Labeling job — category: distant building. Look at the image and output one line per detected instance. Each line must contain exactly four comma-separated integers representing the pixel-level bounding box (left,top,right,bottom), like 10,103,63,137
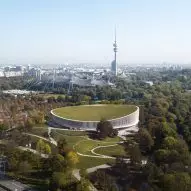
2,66,24,77
143,81,154,86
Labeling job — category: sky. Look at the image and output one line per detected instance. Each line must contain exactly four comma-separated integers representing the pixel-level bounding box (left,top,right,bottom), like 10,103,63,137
0,0,191,65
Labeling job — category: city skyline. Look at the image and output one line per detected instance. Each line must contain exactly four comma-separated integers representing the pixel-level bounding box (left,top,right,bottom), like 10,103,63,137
0,0,191,65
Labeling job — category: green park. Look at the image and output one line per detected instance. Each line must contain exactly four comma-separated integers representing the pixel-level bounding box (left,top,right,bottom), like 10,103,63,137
52,104,137,121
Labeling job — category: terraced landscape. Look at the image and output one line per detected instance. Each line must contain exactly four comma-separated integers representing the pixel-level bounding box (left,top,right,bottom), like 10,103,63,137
26,127,127,169
51,128,126,168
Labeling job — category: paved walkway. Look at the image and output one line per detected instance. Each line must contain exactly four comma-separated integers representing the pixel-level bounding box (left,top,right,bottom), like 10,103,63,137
91,144,118,157
24,132,57,146
86,164,111,174
72,135,126,159
73,138,117,159
72,164,113,191
72,169,81,181
18,146,49,158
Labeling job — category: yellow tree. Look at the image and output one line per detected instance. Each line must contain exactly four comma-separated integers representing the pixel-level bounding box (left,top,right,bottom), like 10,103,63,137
36,139,45,153
66,151,79,167
44,143,51,154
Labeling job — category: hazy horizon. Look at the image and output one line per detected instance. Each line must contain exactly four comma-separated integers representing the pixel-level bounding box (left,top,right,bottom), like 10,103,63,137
0,0,191,65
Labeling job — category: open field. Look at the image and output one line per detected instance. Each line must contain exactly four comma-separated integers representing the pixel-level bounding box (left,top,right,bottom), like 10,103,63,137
74,137,122,155
52,104,137,121
76,156,115,169
51,129,87,147
54,129,88,136
75,139,116,155
94,144,127,157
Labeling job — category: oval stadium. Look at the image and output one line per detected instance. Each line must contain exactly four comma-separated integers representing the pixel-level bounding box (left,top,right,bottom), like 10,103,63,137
51,104,139,132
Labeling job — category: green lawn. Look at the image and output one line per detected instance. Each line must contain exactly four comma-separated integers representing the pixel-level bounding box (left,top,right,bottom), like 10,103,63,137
52,104,137,121
31,128,125,169
51,130,119,169
76,156,115,169
30,126,48,137
74,137,122,155
94,144,127,157
55,129,87,136
53,129,122,155
52,130,87,148
62,136,86,148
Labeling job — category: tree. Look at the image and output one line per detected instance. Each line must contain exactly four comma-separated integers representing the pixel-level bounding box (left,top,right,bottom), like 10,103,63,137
96,119,113,139
162,122,177,138
25,118,34,130
137,128,154,152
143,162,162,184
66,151,79,167
76,177,90,191
57,138,67,155
36,139,46,153
0,123,8,137
8,157,19,171
129,143,142,165
18,161,32,175
162,172,191,191
50,172,73,190
32,155,42,170
44,143,51,154
154,149,170,164
162,136,178,150
57,95,65,102
50,154,67,172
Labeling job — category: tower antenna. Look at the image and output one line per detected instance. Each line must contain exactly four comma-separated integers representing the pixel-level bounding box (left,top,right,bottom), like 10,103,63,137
115,26,117,44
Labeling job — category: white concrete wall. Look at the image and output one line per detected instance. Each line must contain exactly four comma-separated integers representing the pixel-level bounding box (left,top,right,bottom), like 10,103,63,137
51,105,139,130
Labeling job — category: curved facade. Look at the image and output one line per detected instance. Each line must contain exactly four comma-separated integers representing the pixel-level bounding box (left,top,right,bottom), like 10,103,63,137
51,105,139,130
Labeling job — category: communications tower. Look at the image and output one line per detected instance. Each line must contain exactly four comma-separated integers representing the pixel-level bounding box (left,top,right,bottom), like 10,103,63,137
111,29,118,76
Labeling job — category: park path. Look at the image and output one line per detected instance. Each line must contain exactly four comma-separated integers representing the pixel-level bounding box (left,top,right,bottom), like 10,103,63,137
73,138,118,159
23,132,57,146
86,164,111,174
25,129,128,161
91,144,118,157
18,146,48,158
72,164,113,191
72,169,98,191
